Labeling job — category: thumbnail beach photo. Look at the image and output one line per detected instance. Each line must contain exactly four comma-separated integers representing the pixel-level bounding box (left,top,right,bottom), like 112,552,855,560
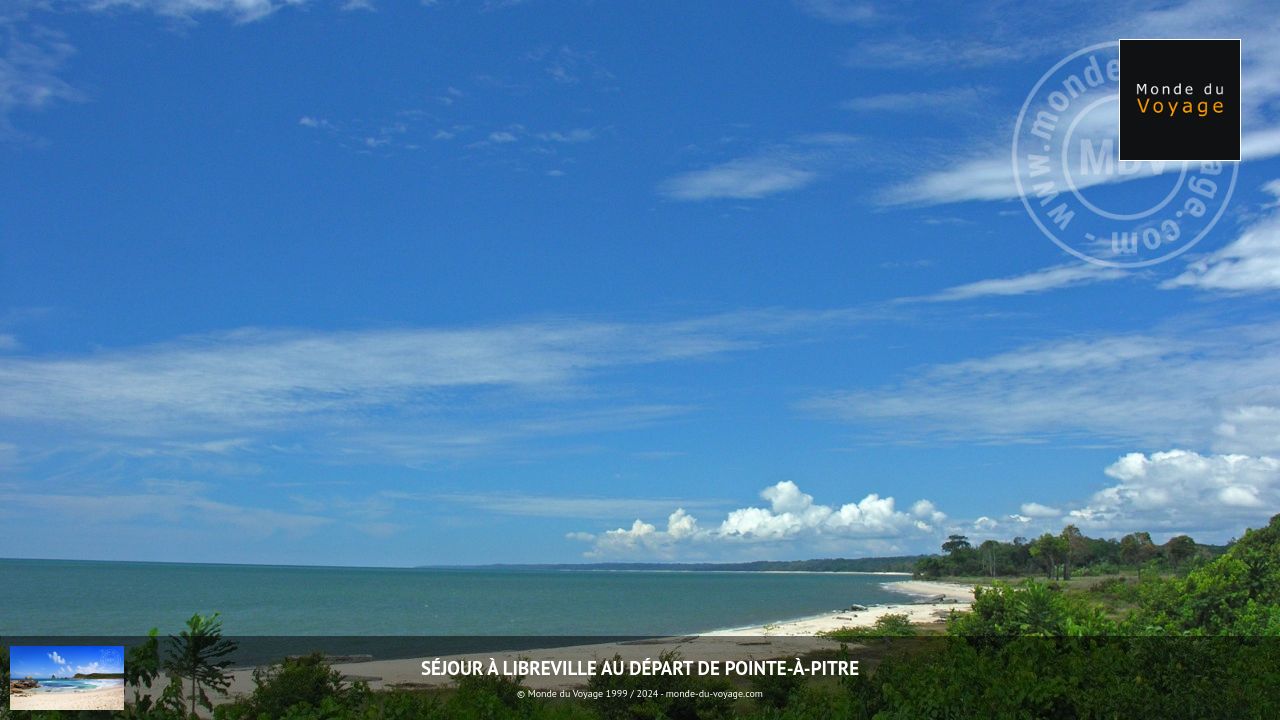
8,645,125,712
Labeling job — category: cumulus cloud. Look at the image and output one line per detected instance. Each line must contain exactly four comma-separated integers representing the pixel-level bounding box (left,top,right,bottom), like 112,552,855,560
1019,502,1061,518
572,481,943,557
1066,449,1280,536
972,516,998,531
48,651,66,665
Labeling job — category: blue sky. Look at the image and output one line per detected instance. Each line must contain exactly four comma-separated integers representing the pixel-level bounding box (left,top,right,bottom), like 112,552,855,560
2,0,1280,565
9,645,123,678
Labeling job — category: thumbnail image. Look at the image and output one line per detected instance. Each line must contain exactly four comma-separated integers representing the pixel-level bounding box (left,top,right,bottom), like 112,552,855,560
8,645,125,712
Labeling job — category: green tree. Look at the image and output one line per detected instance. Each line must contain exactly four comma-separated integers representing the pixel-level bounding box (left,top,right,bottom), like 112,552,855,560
1061,524,1086,580
1029,533,1066,580
1165,534,1196,569
914,555,945,579
941,534,971,555
214,652,359,719
978,539,999,577
1120,531,1156,566
165,612,239,718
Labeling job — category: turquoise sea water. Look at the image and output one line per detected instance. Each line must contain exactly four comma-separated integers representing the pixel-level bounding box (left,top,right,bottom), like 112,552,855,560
0,559,911,636
16,679,124,693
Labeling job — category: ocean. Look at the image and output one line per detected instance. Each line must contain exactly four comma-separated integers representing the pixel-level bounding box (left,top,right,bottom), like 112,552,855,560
14,679,124,693
0,559,911,636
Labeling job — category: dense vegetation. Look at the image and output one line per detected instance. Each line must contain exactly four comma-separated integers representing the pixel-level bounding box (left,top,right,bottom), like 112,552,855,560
913,525,1226,580
4,515,1278,719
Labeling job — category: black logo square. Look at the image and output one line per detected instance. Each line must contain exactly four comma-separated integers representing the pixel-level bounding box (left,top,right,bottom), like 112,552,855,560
1119,39,1240,161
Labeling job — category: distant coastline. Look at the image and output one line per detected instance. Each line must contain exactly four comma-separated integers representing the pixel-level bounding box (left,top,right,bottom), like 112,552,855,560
442,556,925,573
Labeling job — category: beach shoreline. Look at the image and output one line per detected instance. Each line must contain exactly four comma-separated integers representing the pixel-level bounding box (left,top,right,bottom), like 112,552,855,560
699,579,974,636
276,579,975,693
141,579,978,702
9,685,125,711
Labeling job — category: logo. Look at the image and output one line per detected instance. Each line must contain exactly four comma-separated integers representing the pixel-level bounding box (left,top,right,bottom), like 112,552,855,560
1119,39,1241,162
1012,42,1237,267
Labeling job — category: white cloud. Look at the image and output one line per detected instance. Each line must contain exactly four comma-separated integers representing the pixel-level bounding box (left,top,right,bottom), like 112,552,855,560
522,45,614,87
0,20,83,135
806,320,1280,455
881,3,1280,207
973,516,998,531
487,130,517,143
87,0,310,24
536,128,595,143
659,135,858,201
573,480,942,557
881,151,1017,205
1163,203,1280,292
1065,449,1280,535
660,156,818,201
0,310,864,463
48,651,66,665
9,485,331,537
424,492,727,520
297,115,337,130
906,263,1127,302
847,37,1028,69
1019,502,1061,518
842,87,988,113
794,0,874,24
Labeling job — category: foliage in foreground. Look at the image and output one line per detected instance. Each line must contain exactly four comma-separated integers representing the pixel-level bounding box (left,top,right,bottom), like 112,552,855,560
819,612,917,642
5,515,1279,720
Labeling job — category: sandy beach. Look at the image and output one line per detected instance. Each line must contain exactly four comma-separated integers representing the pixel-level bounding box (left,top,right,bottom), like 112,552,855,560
10,685,125,711
204,579,978,696
133,578,978,705
701,579,974,636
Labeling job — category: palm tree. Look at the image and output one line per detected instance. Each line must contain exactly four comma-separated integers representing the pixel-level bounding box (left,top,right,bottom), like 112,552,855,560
164,612,238,718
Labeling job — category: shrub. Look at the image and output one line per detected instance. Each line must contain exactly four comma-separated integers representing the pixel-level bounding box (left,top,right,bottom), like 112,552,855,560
819,612,918,642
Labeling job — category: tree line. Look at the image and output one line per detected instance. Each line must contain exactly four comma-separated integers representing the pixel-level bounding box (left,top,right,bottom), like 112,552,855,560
3,515,1275,719
914,524,1223,580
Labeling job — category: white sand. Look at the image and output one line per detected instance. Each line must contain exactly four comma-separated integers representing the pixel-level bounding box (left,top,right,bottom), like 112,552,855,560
10,685,125,711
882,580,976,602
159,578,979,705
702,580,973,637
